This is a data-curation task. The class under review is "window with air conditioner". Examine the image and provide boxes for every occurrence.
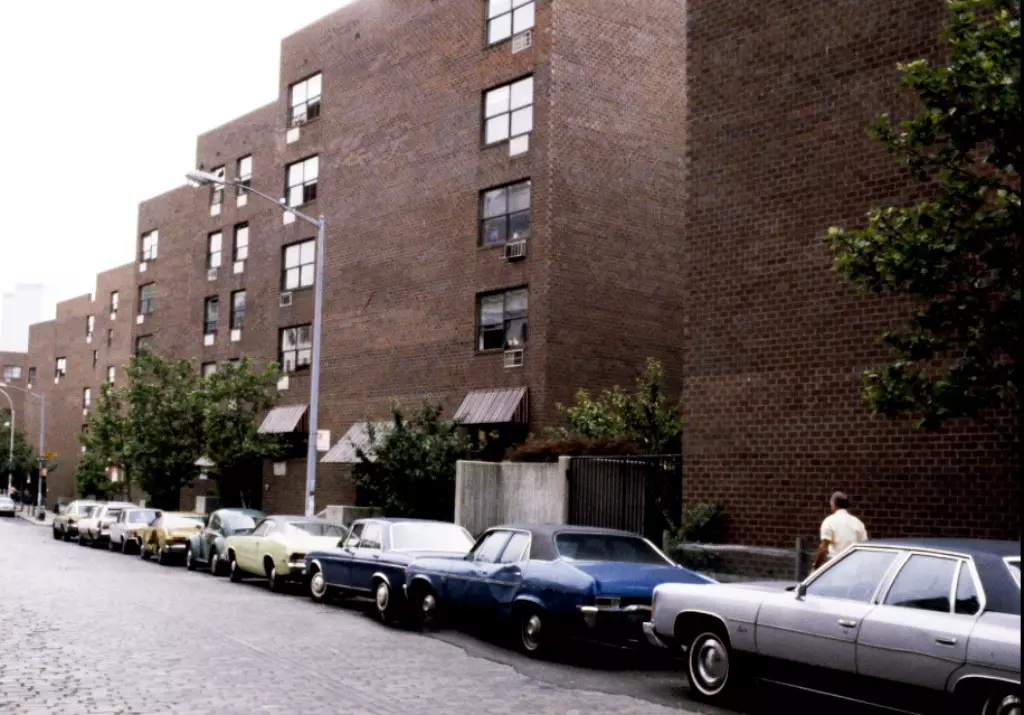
[233,223,249,261]
[285,155,319,207]
[140,230,158,261]
[481,179,531,247]
[231,290,246,330]
[204,296,220,335]
[236,155,252,196]
[279,324,312,373]
[483,76,533,146]
[210,166,225,207]
[477,288,528,351]
[486,0,535,45]
[289,72,322,127]
[282,239,315,290]
[138,283,155,315]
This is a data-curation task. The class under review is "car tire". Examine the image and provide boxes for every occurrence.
[52,527,61,540]
[686,628,739,703]
[229,554,242,582]
[514,604,552,657]
[265,560,283,593]
[209,550,220,576]
[157,546,169,566]
[374,579,399,625]
[77,533,88,547]
[185,549,196,571]
[140,542,151,560]
[977,689,1021,715]
[308,566,330,603]
[108,539,118,552]
[61,528,70,542]
[407,582,438,631]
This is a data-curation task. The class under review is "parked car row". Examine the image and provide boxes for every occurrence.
[52,499,1020,714]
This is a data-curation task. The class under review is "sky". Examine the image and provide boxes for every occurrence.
[0,1,350,329]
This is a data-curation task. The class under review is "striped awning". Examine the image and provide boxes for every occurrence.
[320,421,391,464]
[257,404,308,434]
[454,387,528,425]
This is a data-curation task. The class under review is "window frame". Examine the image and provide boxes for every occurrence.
[138,283,156,315]
[135,335,152,355]
[878,552,962,614]
[479,179,531,247]
[802,546,903,604]
[235,155,252,197]
[209,166,226,207]
[140,230,158,262]
[110,291,119,314]
[107,329,113,347]
[201,362,217,378]
[278,324,313,374]
[106,366,115,384]
[207,231,223,270]
[82,388,91,410]
[55,357,67,377]
[281,238,316,290]
[481,74,534,147]
[27,367,36,385]
[472,530,513,564]
[484,0,536,47]
[2,365,21,382]
[230,290,246,331]
[233,223,249,262]
[476,287,529,352]
[284,155,319,208]
[86,315,95,338]
[203,296,220,335]
[288,72,323,128]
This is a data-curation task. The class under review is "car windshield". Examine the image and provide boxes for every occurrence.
[130,510,158,524]
[222,513,258,531]
[105,509,124,518]
[391,523,475,552]
[286,521,347,537]
[74,505,97,516]
[164,516,203,529]
[555,533,668,564]
[1006,558,1021,587]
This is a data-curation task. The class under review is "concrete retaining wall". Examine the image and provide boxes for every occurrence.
[319,505,383,527]
[455,458,570,536]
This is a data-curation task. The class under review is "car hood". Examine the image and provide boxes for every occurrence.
[568,561,715,597]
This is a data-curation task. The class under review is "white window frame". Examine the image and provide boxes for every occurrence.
[141,230,158,261]
[279,325,313,373]
[208,231,223,269]
[236,155,252,196]
[483,76,533,145]
[486,0,535,45]
[289,72,323,127]
[282,239,316,290]
[285,156,319,207]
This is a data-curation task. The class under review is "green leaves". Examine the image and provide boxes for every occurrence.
[825,0,1021,436]
[0,418,38,493]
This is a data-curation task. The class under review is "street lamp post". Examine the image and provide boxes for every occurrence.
[186,169,326,518]
[0,382,46,517]
[0,388,14,498]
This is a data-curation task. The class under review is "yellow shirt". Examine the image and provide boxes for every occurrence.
[820,509,868,558]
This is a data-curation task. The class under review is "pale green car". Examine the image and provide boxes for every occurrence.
[225,515,348,592]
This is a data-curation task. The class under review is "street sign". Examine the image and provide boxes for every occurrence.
[42,451,57,459]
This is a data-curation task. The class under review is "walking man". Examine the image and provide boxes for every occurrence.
[811,491,868,571]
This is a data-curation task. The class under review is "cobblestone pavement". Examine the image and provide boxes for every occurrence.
[0,517,722,715]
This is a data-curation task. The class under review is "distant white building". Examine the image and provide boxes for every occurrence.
[1,284,44,352]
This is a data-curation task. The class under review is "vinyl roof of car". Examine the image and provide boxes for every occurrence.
[866,538,1020,558]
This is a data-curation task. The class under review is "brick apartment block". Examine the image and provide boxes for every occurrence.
[15,0,1018,542]
[1,351,29,455]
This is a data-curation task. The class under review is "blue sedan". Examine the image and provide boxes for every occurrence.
[303,518,475,623]
[404,524,714,655]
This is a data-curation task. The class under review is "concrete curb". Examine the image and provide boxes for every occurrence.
[15,510,52,527]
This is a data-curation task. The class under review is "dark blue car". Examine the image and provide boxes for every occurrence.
[403,524,714,655]
[302,518,476,623]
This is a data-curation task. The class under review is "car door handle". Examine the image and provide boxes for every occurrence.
[837,619,857,628]
[935,637,958,646]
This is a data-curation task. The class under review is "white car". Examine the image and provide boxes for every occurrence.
[0,496,14,516]
[76,502,136,547]
[107,507,162,553]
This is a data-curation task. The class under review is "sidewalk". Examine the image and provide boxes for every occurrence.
[16,508,53,527]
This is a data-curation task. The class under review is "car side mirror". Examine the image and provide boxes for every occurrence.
[796,583,807,599]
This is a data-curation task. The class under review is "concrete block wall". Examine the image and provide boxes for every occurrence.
[455,457,569,536]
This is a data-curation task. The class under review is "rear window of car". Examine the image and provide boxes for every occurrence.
[554,533,668,564]
[1006,558,1020,587]
[286,521,347,537]
[164,516,203,529]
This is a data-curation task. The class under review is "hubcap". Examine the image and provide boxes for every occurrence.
[376,583,390,612]
[186,551,192,567]
[694,636,729,691]
[310,571,326,598]
[210,554,219,574]
[421,593,436,613]
[522,614,543,650]
[269,567,276,586]
[987,694,1022,715]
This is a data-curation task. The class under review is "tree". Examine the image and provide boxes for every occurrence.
[79,382,132,499]
[0,418,37,494]
[74,447,114,500]
[202,358,286,508]
[825,0,1021,443]
[352,400,474,520]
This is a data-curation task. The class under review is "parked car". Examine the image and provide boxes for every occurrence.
[303,518,475,622]
[107,507,162,553]
[0,496,14,517]
[186,508,265,575]
[139,512,207,565]
[645,538,1021,714]
[224,515,348,592]
[76,502,136,547]
[403,524,713,655]
[51,500,101,541]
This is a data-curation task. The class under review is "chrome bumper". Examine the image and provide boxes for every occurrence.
[165,543,188,551]
[577,604,651,630]
[642,622,668,648]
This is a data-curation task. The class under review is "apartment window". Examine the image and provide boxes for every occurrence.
[141,230,158,261]
[233,223,249,261]
[230,291,246,330]
[236,155,252,196]
[486,0,535,45]
[210,166,226,206]
[135,335,152,354]
[477,288,528,350]
[86,315,95,338]
[55,357,67,378]
[2,365,20,382]
[289,72,322,127]
[484,76,533,145]
[92,350,98,368]
[201,362,217,378]
[481,180,531,246]
[110,291,119,314]
[286,155,319,207]
[228,358,242,367]
[139,283,155,314]
[208,231,223,269]
[204,296,220,335]
[107,329,113,347]
[27,367,36,385]
[106,366,115,384]
[279,325,312,373]
[83,388,92,410]
[282,239,315,290]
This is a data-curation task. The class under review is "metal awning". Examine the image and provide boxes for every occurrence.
[454,387,528,425]
[321,421,391,464]
[257,404,308,434]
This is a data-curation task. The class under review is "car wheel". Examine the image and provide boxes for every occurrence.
[265,560,283,593]
[52,527,61,541]
[209,550,220,576]
[108,539,118,552]
[408,583,438,631]
[61,528,70,542]
[515,605,551,656]
[77,533,88,547]
[687,629,736,702]
[140,542,151,560]
[185,549,196,571]
[229,554,242,582]
[374,580,398,624]
[979,690,1021,715]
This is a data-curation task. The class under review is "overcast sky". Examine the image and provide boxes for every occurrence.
[0,1,349,327]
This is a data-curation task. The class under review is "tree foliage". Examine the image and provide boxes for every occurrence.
[825,0,1021,439]
[352,400,475,520]
[0,417,37,494]
[79,382,130,498]
[74,447,115,500]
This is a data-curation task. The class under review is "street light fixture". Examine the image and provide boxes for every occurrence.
[0,382,47,517]
[186,169,326,517]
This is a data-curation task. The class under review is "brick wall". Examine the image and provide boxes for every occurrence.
[681,0,1020,546]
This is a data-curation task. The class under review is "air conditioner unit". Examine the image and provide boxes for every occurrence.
[279,291,293,307]
[503,240,527,261]
[512,30,532,54]
[503,349,524,368]
[207,268,218,281]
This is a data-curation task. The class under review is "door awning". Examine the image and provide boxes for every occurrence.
[320,421,391,464]
[454,387,528,425]
[257,404,308,434]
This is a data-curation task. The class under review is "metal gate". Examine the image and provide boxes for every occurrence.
[567,455,683,542]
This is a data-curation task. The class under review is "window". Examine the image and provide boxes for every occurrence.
[806,549,898,603]
[86,315,95,338]
[279,325,312,373]
[27,367,36,385]
[282,239,315,290]
[954,562,981,615]
[140,230,158,261]
[210,166,225,206]
[251,520,273,538]
[233,223,249,261]
[884,554,958,613]
[289,72,322,127]
[286,156,319,207]
[477,288,528,350]
[107,329,113,347]
[106,366,115,384]
[230,291,246,330]
[554,534,669,564]
[55,357,67,378]
[2,365,21,382]
[92,350,98,368]
[499,532,531,563]
[207,231,223,269]
[472,531,512,563]
[344,522,364,548]
[135,335,151,354]
[110,291,119,314]
[359,523,382,550]
[201,362,217,378]
[486,0,535,44]
[1007,557,1021,587]
[204,296,220,335]
[82,388,91,410]
[484,76,533,145]
[481,180,531,246]
[138,283,155,314]
[236,155,252,196]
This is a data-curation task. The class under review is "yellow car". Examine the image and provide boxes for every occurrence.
[140,512,207,565]
[52,500,102,541]
[225,515,348,592]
